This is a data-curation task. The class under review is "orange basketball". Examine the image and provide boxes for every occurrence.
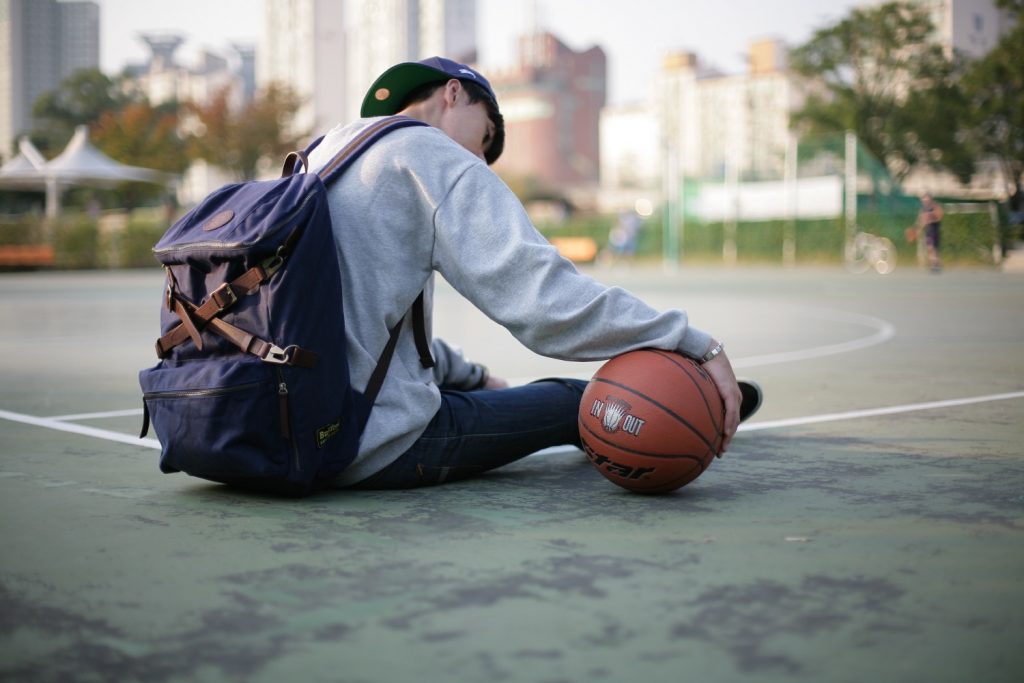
[578,349,724,494]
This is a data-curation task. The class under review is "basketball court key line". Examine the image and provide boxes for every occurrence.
[731,308,895,369]
[4,390,1023,454]
[512,306,897,382]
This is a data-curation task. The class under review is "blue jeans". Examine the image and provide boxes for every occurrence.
[349,378,588,489]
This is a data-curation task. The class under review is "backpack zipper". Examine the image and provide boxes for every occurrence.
[277,374,291,440]
[276,368,301,472]
[143,381,262,400]
[140,381,263,439]
[144,376,299,468]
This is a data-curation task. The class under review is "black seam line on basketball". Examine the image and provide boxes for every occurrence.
[578,419,708,466]
[647,349,721,433]
[588,376,719,453]
[648,349,718,428]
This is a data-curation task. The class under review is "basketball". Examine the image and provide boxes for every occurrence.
[578,349,725,494]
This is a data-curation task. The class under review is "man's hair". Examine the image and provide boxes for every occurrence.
[401,79,505,165]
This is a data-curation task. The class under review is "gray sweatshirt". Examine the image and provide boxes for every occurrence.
[307,119,713,486]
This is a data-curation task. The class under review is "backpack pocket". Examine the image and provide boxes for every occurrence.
[140,358,296,486]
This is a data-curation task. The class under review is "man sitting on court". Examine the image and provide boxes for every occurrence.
[305,57,752,490]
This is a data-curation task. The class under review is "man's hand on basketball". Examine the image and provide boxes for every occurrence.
[702,349,741,454]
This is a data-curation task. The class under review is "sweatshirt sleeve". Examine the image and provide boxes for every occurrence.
[430,163,713,362]
[430,338,488,390]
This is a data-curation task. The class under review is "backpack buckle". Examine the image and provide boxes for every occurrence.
[261,247,287,280]
[260,343,292,365]
[164,266,177,311]
[210,283,238,312]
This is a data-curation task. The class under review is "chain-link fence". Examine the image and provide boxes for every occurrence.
[539,131,1003,270]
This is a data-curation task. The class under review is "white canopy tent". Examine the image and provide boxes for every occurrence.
[0,137,48,177]
[0,126,175,218]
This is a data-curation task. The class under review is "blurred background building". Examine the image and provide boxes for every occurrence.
[490,32,606,205]
[0,0,1017,208]
[126,34,254,111]
[258,0,345,137]
[256,0,477,136]
[114,33,255,204]
[655,40,798,183]
[341,0,477,123]
[632,0,1017,222]
[0,0,99,160]
[598,103,659,214]
[886,0,1012,59]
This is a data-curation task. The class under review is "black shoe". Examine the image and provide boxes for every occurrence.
[738,379,763,423]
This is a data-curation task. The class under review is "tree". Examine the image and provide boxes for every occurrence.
[92,101,191,175]
[789,1,971,183]
[90,101,192,208]
[189,83,305,180]
[960,2,1024,204]
[29,69,133,156]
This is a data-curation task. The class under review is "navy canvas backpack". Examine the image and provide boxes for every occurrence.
[139,116,431,495]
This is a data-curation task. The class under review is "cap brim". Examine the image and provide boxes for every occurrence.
[360,62,455,117]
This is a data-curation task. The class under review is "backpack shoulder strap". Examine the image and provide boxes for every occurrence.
[316,117,436,399]
[364,291,434,407]
[317,116,427,186]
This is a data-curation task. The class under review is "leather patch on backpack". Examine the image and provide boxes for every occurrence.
[202,210,234,231]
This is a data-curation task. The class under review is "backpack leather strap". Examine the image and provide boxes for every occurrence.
[317,117,434,371]
[154,117,434,376]
[155,258,282,358]
[167,295,318,368]
[411,291,434,369]
[364,314,406,406]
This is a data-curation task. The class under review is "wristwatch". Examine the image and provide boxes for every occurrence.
[699,341,724,364]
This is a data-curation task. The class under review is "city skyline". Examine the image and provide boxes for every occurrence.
[94,0,865,106]
[7,0,1011,205]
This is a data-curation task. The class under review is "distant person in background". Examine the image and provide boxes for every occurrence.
[603,209,641,264]
[918,193,943,273]
[1008,190,1024,229]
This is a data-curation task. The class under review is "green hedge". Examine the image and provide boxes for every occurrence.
[116,220,167,268]
[2,204,1002,270]
[0,215,46,245]
[934,212,1000,263]
[537,210,998,267]
[53,216,100,269]
[1,211,168,270]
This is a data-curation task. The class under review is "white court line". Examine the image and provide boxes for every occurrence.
[0,409,161,450]
[38,306,897,421]
[3,391,1023,455]
[48,408,144,421]
[509,306,896,383]
[0,306,958,451]
[731,308,895,369]
[738,390,1024,432]
[533,390,1024,456]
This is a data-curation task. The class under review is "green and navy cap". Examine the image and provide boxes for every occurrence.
[361,56,503,163]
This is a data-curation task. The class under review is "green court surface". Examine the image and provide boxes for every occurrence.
[1,265,1022,682]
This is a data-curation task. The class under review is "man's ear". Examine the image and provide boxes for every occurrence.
[442,79,462,107]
